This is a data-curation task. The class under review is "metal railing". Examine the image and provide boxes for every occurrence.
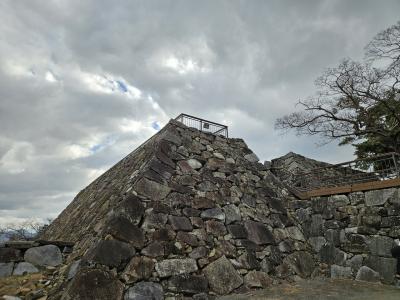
[175,113,228,138]
[288,152,400,193]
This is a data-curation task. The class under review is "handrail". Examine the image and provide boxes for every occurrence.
[281,152,400,194]
[175,113,228,137]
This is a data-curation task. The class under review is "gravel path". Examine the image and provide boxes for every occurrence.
[218,279,400,300]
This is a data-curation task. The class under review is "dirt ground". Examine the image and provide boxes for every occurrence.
[219,279,400,300]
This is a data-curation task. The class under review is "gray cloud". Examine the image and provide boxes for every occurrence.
[1,0,399,224]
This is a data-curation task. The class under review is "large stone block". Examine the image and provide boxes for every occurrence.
[155,258,198,278]
[168,274,209,294]
[64,268,124,300]
[203,256,243,294]
[85,240,134,269]
[308,236,326,252]
[286,226,305,241]
[103,216,144,248]
[116,195,145,225]
[365,188,397,206]
[168,215,193,232]
[244,220,275,245]
[367,235,394,257]
[0,248,22,263]
[227,224,247,239]
[319,243,346,265]
[356,266,381,282]
[223,204,241,224]
[125,282,164,300]
[134,177,171,200]
[284,251,314,278]
[24,245,62,267]
[330,265,352,279]
[244,271,272,288]
[328,195,349,207]
[12,262,39,276]
[0,262,14,277]
[365,255,397,283]
[200,208,225,222]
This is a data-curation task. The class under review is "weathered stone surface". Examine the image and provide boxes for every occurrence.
[244,220,275,245]
[117,195,145,225]
[324,229,340,246]
[178,160,196,174]
[187,158,203,170]
[0,262,14,277]
[244,153,259,162]
[85,240,134,269]
[201,208,225,222]
[198,181,217,192]
[192,197,215,209]
[67,259,81,280]
[168,274,209,294]
[365,189,397,206]
[203,256,243,294]
[24,245,62,267]
[0,248,21,263]
[124,282,163,300]
[329,195,350,207]
[205,220,227,236]
[346,255,363,272]
[284,251,314,278]
[177,231,199,246]
[330,265,352,279]
[168,215,193,231]
[12,262,39,276]
[122,256,155,283]
[356,266,381,282]
[244,270,272,288]
[227,224,247,239]
[308,236,326,252]
[223,204,241,224]
[142,213,168,230]
[155,258,198,278]
[365,256,397,283]
[319,244,346,265]
[134,177,171,200]
[141,241,164,257]
[309,214,325,237]
[103,216,144,248]
[286,226,305,241]
[189,246,208,259]
[64,268,124,300]
[367,235,394,257]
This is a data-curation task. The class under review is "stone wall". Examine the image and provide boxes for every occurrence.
[40,120,318,299]
[288,188,400,284]
[0,240,73,299]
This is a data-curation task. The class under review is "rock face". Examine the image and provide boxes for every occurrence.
[24,245,62,267]
[64,268,124,300]
[203,256,243,294]
[40,119,312,298]
[39,119,400,297]
[285,185,400,284]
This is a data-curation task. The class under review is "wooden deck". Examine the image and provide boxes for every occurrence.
[292,178,400,199]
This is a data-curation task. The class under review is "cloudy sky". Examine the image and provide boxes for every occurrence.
[1,0,399,225]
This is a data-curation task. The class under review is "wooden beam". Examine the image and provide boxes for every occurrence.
[299,178,400,199]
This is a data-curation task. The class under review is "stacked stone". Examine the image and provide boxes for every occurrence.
[42,120,314,299]
[0,241,72,298]
[289,188,400,284]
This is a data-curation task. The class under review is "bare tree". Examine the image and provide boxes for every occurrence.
[275,21,400,158]
[0,219,52,241]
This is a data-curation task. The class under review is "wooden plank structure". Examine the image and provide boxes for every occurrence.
[286,152,400,199]
[294,178,400,199]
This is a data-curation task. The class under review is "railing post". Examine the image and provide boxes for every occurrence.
[393,153,400,177]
